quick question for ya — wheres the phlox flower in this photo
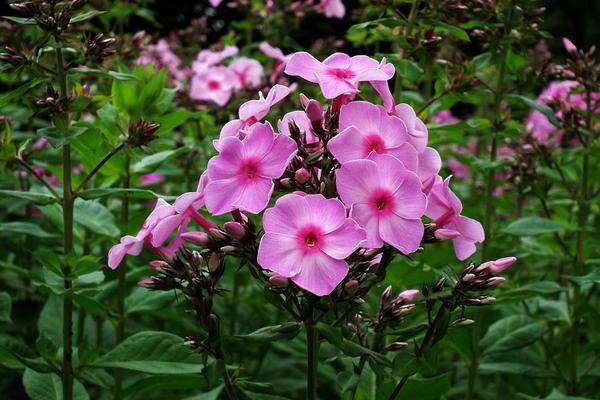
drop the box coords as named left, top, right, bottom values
left=229, top=57, right=264, bottom=90
left=190, top=66, right=235, bottom=106
left=425, top=176, right=484, bottom=260
left=216, top=84, right=291, bottom=149
left=278, top=110, right=320, bottom=149
left=139, top=173, right=165, bottom=187
left=108, top=199, right=176, bottom=269
left=328, top=101, right=417, bottom=170
left=257, top=193, right=366, bottom=296
left=209, top=0, right=223, bottom=7
left=192, top=46, right=239, bottom=73
left=432, top=110, right=460, bottom=125
left=336, top=153, right=427, bottom=254
left=284, top=52, right=394, bottom=99
left=318, top=0, right=345, bottom=19
left=205, top=123, right=297, bottom=215
left=136, top=39, right=188, bottom=82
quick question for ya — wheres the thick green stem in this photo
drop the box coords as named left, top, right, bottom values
left=115, top=154, right=130, bottom=400
left=56, top=46, right=74, bottom=400
left=305, top=319, right=319, bottom=400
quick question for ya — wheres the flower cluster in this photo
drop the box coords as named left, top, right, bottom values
left=110, top=51, right=497, bottom=296
left=208, top=0, right=346, bottom=19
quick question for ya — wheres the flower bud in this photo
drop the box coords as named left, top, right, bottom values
left=462, top=273, right=476, bottom=283
left=280, top=178, right=292, bottom=188
left=269, top=274, right=289, bottom=287
left=451, top=318, right=475, bottom=328
left=305, top=99, right=323, bottom=123
left=485, top=277, right=506, bottom=287
left=479, top=296, right=496, bottom=305
left=208, top=252, right=219, bottom=273
left=208, top=227, right=227, bottom=240
left=380, top=285, right=393, bottom=305
left=344, top=279, right=359, bottom=294
left=396, top=289, right=419, bottom=303
left=562, top=37, right=578, bottom=56
left=181, top=231, right=210, bottom=245
left=294, top=167, right=310, bottom=184
left=190, top=250, right=203, bottom=267
left=224, top=221, right=246, bottom=239
left=220, top=245, right=237, bottom=253
left=299, top=93, right=310, bottom=108
left=138, top=278, right=154, bottom=288
left=384, top=342, right=408, bottom=352
left=485, top=257, right=517, bottom=275
left=434, top=228, right=461, bottom=241
left=149, top=260, right=170, bottom=270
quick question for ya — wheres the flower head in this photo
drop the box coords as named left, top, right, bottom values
left=336, top=153, right=427, bottom=254
left=205, top=123, right=297, bottom=215
left=229, top=57, right=264, bottom=90
left=285, top=52, right=394, bottom=99
left=425, top=176, right=484, bottom=260
left=318, top=0, right=345, bottom=18
left=190, top=66, right=235, bottom=106
left=257, top=193, right=366, bottom=296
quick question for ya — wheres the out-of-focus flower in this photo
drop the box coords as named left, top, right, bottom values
left=205, top=123, right=297, bottom=215
left=136, top=39, right=188, bottom=82
left=336, top=153, right=427, bottom=254
left=140, top=173, right=165, bottom=187
left=257, top=193, right=366, bottom=296
left=229, top=57, right=264, bottom=90
left=426, top=176, right=484, bottom=260
left=190, top=66, right=235, bottom=106
left=318, top=0, right=346, bottom=19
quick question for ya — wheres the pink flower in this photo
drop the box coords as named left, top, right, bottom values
left=562, top=37, right=577, bottom=55
left=257, top=193, right=366, bottom=296
left=139, top=173, right=165, bottom=187
left=205, top=123, right=297, bottom=215
left=328, top=101, right=418, bottom=171
left=216, top=84, right=291, bottom=149
left=33, top=138, right=50, bottom=149
left=229, top=57, right=264, bottom=90
left=336, top=153, right=427, bottom=254
left=209, top=0, right=223, bottom=7
left=278, top=110, right=320, bottom=148
left=136, top=39, right=188, bottom=82
left=190, top=66, right=235, bottom=106
left=432, top=110, right=460, bottom=124
left=284, top=52, right=394, bottom=99
left=318, top=0, right=345, bottom=18
left=260, top=42, right=288, bottom=63
left=425, top=176, right=484, bottom=260
left=108, top=199, right=176, bottom=269
left=192, top=46, right=238, bottom=73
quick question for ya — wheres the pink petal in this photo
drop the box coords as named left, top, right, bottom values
left=204, top=178, right=244, bottom=215
left=392, top=173, right=428, bottom=219
left=173, top=192, right=204, bottom=213
left=284, top=52, right=324, bottom=83
left=232, top=177, right=274, bottom=214
left=328, top=125, right=372, bottom=164
left=242, top=123, right=276, bottom=159
left=108, top=243, right=127, bottom=269
left=319, top=219, right=366, bottom=259
left=323, top=53, right=352, bottom=68
left=303, top=194, right=347, bottom=233
left=291, top=253, right=349, bottom=296
left=257, top=233, right=303, bottom=277
left=336, top=159, right=379, bottom=205
left=259, top=134, right=297, bottom=178
left=151, top=214, right=184, bottom=248
left=339, top=101, right=380, bottom=134
left=454, top=215, right=485, bottom=242
left=351, top=203, right=384, bottom=249
left=387, top=142, right=419, bottom=173
left=379, top=214, right=423, bottom=254
left=417, top=147, right=442, bottom=181
left=316, top=74, right=357, bottom=99
left=452, top=236, right=478, bottom=261
left=378, top=113, right=408, bottom=148
left=207, top=137, right=245, bottom=180
left=263, top=194, right=312, bottom=235
left=264, top=84, right=291, bottom=105
left=366, top=153, right=408, bottom=192
left=371, top=79, right=395, bottom=112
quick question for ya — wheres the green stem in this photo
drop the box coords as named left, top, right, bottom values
left=218, top=358, right=239, bottom=400
left=115, top=153, right=130, bottom=400
left=73, top=142, right=126, bottom=195
left=57, top=46, right=74, bottom=400
left=305, top=319, right=319, bottom=400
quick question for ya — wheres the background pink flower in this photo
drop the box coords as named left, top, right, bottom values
left=229, top=57, right=264, bottom=90
left=257, top=193, right=365, bottom=296
left=190, top=66, right=235, bottom=106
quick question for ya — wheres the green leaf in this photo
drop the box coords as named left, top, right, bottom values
left=156, top=109, right=203, bottom=136
left=0, top=292, right=12, bottom=323
left=503, top=217, right=565, bottom=236
left=424, top=20, right=470, bottom=41
left=316, top=323, right=391, bottom=366
left=0, top=222, right=57, bottom=239
left=507, top=94, right=561, bottom=127
left=78, top=187, right=168, bottom=200
left=392, top=351, right=419, bottom=377
left=479, top=361, right=555, bottom=378
left=69, top=10, right=106, bottom=23
left=480, top=316, right=546, bottom=355
left=230, top=322, right=302, bottom=344
left=500, top=281, right=564, bottom=302
left=181, top=385, right=224, bottom=400
left=38, top=125, right=88, bottom=148
left=91, top=331, right=206, bottom=374
left=70, top=67, right=136, bottom=81
left=0, top=79, right=44, bottom=109
left=74, top=198, right=119, bottom=236
left=132, top=147, right=190, bottom=174
left=23, top=369, right=89, bottom=400
left=125, top=287, right=176, bottom=315
left=562, top=268, right=600, bottom=285
left=0, top=189, right=56, bottom=205
left=393, top=373, right=450, bottom=400
left=377, top=54, right=424, bottom=83
left=1, top=15, right=37, bottom=25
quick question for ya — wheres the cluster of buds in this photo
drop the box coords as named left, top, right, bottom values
left=372, top=286, right=419, bottom=329
left=505, top=139, right=542, bottom=188
left=34, top=85, right=70, bottom=115
left=551, top=39, right=599, bottom=93
left=84, top=33, right=116, bottom=64
left=127, top=120, right=160, bottom=148
left=10, top=0, right=87, bottom=35
left=0, top=47, right=29, bottom=71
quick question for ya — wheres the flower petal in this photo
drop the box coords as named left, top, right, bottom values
left=291, top=253, right=349, bottom=296
left=351, top=203, right=383, bottom=249
left=284, top=52, right=324, bottom=83
left=379, top=214, right=423, bottom=254
left=257, top=233, right=303, bottom=277
left=336, top=159, right=379, bottom=205
left=319, top=219, right=366, bottom=259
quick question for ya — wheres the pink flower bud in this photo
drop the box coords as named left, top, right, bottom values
left=209, top=228, right=227, bottom=240
left=305, top=99, right=323, bottom=123
left=488, top=256, right=517, bottom=275
left=208, top=252, right=220, bottom=272
left=344, top=279, right=359, bottom=294
left=486, top=277, right=506, bottom=287
left=181, top=231, right=210, bottom=245
left=138, top=278, right=154, bottom=288
left=269, top=274, right=289, bottom=287
left=280, top=178, right=292, bottom=188
left=562, top=38, right=577, bottom=55
left=396, top=289, right=420, bottom=303
left=224, top=221, right=246, bottom=239
left=294, top=167, right=310, bottom=184
left=149, top=260, right=170, bottom=269
left=434, top=228, right=461, bottom=241
left=299, top=93, right=310, bottom=108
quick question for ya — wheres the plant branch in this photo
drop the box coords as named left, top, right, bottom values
left=14, top=157, right=62, bottom=202
left=73, top=141, right=127, bottom=195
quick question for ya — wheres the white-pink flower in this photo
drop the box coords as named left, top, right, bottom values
left=190, top=66, right=235, bottom=106
left=257, top=193, right=366, bottom=296
left=336, top=153, right=427, bottom=254
left=229, top=57, right=264, bottom=90
left=318, top=0, right=345, bottom=18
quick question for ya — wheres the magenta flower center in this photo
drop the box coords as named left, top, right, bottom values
left=239, top=158, right=262, bottom=181
left=369, top=189, right=395, bottom=215
left=364, top=134, right=386, bottom=154
left=208, top=80, right=221, bottom=90
left=326, top=68, right=355, bottom=80
left=297, top=225, right=324, bottom=253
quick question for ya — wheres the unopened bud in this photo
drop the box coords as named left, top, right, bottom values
left=299, top=93, right=310, bottom=108
left=562, top=37, right=578, bottom=56
left=279, top=178, right=292, bottom=188
left=380, top=285, right=393, bottom=305
left=485, top=277, right=506, bottom=287
left=345, top=279, right=359, bottom=294
left=190, top=250, right=203, bottom=267
left=432, top=277, right=446, bottom=292
left=220, top=245, right=237, bottom=253
left=451, top=318, right=475, bottom=327
left=384, top=342, right=408, bottom=351
left=396, top=289, right=420, bottom=303
left=208, top=252, right=219, bottom=272
left=223, top=221, right=246, bottom=239
left=305, top=99, right=323, bottom=123
left=477, top=256, right=517, bottom=275
left=479, top=296, right=496, bottom=305
left=208, top=227, right=227, bottom=240
left=149, top=260, right=170, bottom=270
left=181, top=231, right=210, bottom=246
left=434, top=228, right=461, bottom=241
left=269, top=274, right=289, bottom=287
left=294, top=167, right=310, bottom=184
left=138, top=278, right=154, bottom=288
left=462, top=273, right=476, bottom=283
